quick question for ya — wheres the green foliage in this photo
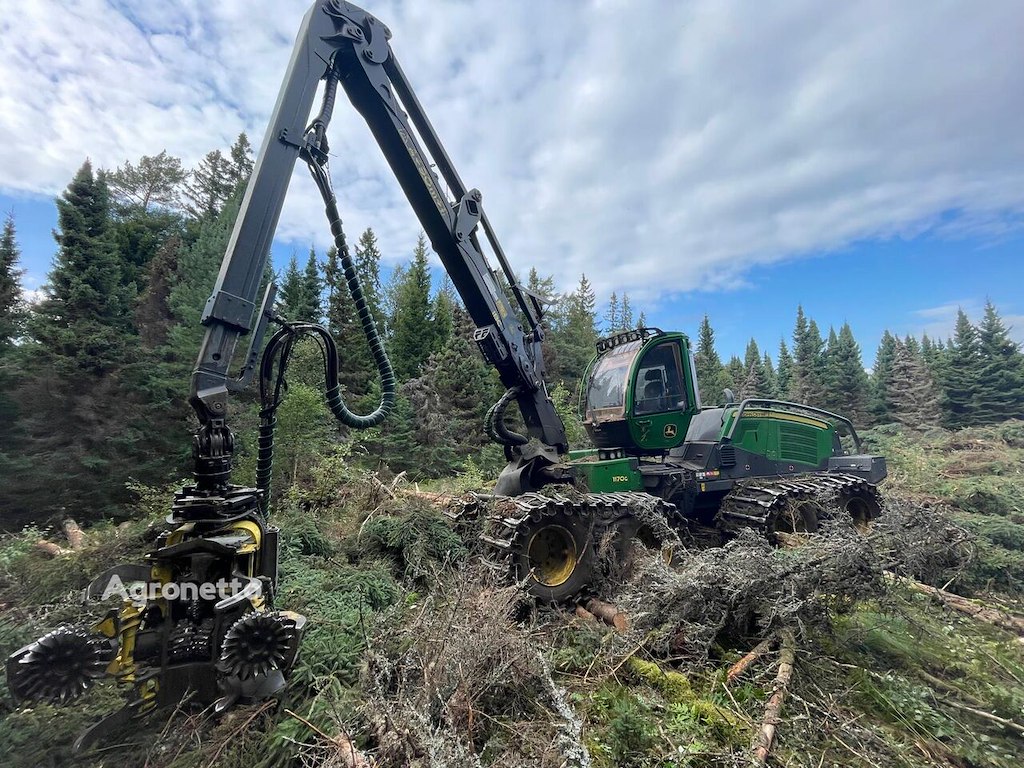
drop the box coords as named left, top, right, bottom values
left=789, top=306, right=826, bottom=406
left=0, top=214, right=25, bottom=349
left=694, top=314, right=727, bottom=405
left=388, top=233, right=437, bottom=380
left=277, top=248, right=323, bottom=323
left=359, top=505, right=466, bottom=581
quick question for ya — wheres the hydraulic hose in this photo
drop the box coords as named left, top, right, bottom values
left=485, top=387, right=529, bottom=447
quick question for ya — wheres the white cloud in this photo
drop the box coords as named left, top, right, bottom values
left=1, top=0, right=1022, bottom=300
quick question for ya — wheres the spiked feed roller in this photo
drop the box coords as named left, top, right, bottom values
left=6, top=626, right=115, bottom=705
left=218, top=612, right=300, bottom=680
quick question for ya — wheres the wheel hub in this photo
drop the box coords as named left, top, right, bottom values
left=527, top=525, right=577, bottom=586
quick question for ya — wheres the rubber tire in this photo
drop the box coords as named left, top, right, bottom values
left=770, top=500, right=821, bottom=538
left=839, top=492, right=881, bottom=532
left=511, top=511, right=597, bottom=604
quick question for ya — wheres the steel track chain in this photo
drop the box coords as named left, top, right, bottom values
left=716, top=473, right=882, bottom=535
left=446, top=491, right=677, bottom=580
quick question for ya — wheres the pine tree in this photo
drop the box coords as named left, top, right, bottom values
left=108, top=150, right=187, bottom=213
left=870, top=330, right=898, bottom=424
left=973, top=301, right=1024, bottom=423
left=694, top=315, right=728, bottom=404
left=944, top=310, right=982, bottom=428
left=637, top=310, right=647, bottom=328
left=389, top=233, right=435, bottom=380
left=0, top=214, right=25, bottom=349
left=888, top=338, right=942, bottom=429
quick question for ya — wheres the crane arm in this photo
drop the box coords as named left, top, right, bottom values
left=191, top=0, right=568, bottom=495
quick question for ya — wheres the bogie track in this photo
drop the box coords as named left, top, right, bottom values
left=716, top=473, right=883, bottom=540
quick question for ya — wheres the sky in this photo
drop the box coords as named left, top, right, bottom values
left=1, top=0, right=1022, bottom=363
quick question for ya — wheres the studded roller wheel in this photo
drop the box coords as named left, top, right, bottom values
left=218, top=612, right=297, bottom=679
left=6, top=625, right=112, bottom=705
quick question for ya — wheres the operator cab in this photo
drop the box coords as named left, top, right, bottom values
left=581, top=329, right=701, bottom=455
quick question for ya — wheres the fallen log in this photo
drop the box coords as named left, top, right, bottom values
left=585, top=598, right=629, bottom=631
left=62, top=519, right=86, bottom=550
left=727, top=635, right=776, bottom=685
left=575, top=604, right=598, bottom=623
left=35, top=540, right=70, bottom=558
left=751, top=628, right=796, bottom=767
left=887, top=573, right=1024, bottom=636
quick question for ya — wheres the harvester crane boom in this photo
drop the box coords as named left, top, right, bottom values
left=191, top=0, right=567, bottom=495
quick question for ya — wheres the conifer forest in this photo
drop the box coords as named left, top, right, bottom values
left=1, top=141, right=1024, bottom=767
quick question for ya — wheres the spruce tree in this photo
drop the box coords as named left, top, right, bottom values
left=604, top=291, right=620, bottom=333
left=725, top=355, right=746, bottom=396
left=888, top=338, right=942, bottom=429
left=301, top=247, right=323, bottom=323
left=944, top=310, right=982, bottom=428
left=762, top=351, right=779, bottom=397
left=389, top=233, right=435, bottom=380
left=789, top=307, right=826, bottom=406
left=30, top=160, right=135, bottom=373
left=621, top=293, right=633, bottom=330
left=10, top=162, right=142, bottom=519
left=973, top=301, right=1024, bottom=423
left=354, top=227, right=383, bottom=324
left=776, top=340, right=794, bottom=399
left=431, top=277, right=456, bottom=355
left=637, top=310, right=647, bottom=328
left=870, top=331, right=897, bottom=424
left=183, top=149, right=238, bottom=219
left=694, top=315, right=728, bottom=404
left=824, top=323, right=870, bottom=423
left=548, top=274, right=598, bottom=394
left=0, top=214, right=25, bottom=349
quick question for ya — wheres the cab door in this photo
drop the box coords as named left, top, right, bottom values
left=627, top=338, right=696, bottom=452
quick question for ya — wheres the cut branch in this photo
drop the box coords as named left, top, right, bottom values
left=888, top=573, right=1024, bottom=636
left=727, top=635, right=776, bottom=685
left=585, top=598, right=629, bottom=631
left=62, top=519, right=86, bottom=550
left=751, top=628, right=796, bottom=767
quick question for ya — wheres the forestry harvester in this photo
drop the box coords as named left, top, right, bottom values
left=5, top=0, right=885, bottom=746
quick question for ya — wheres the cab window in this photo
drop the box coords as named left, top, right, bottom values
left=585, top=340, right=642, bottom=420
left=634, top=341, right=687, bottom=415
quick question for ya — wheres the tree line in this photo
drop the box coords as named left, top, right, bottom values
left=1, top=142, right=1022, bottom=525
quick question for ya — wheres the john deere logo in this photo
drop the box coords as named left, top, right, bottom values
left=663, top=424, right=678, bottom=438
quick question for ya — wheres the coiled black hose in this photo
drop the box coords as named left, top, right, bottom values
left=485, top=387, right=529, bottom=447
